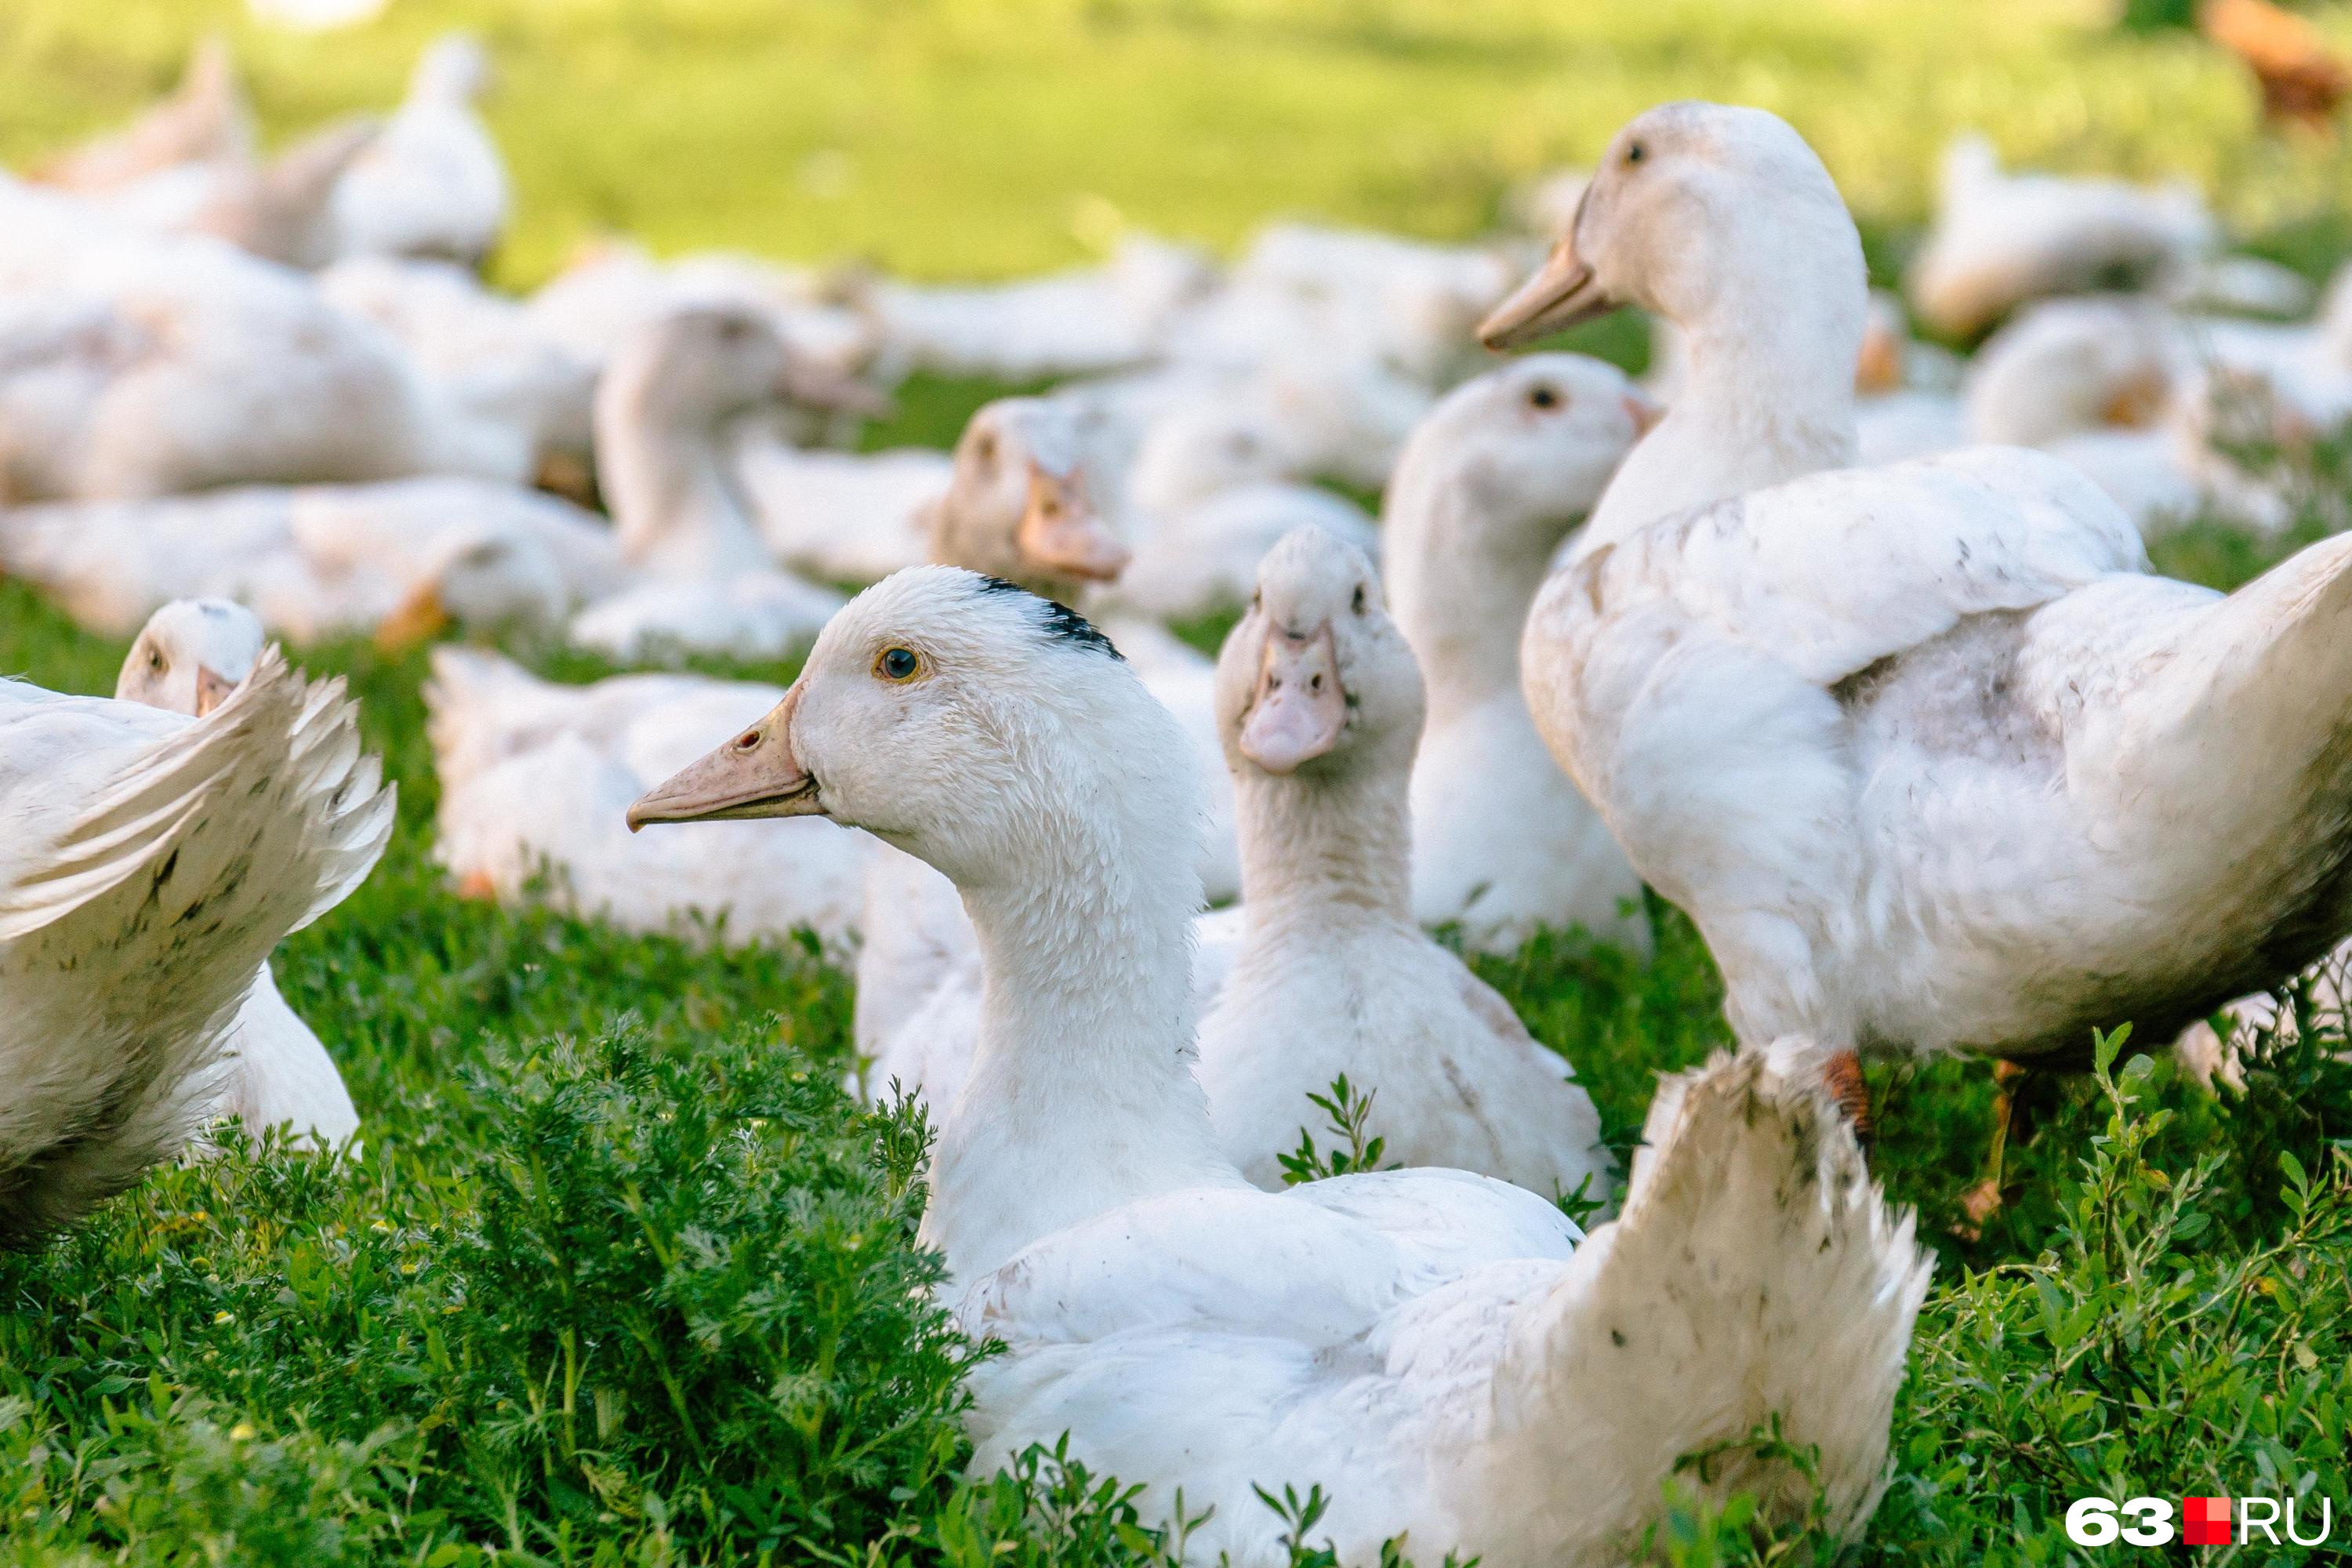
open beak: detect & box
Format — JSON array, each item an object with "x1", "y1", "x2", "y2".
[
  {"x1": 1238, "y1": 622, "x2": 1346, "y2": 773},
  {"x1": 1018, "y1": 463, "x2": 1131, "y2": 583},
  {"x1": 376, "y1": 582, "x2": 451, "y2": 655},
  {"x1": 1479, "y1": 217, "x2": 1614, "y2": 350},
  {"x1": 777, "y1": 356, "x2": 895, "y2": 419},
  {"x1": 626, "y1": 688, "x2": 822, "y2": 830},
  {"x1": 192, "y1": 665, "x2": 237, "y2": 719}
]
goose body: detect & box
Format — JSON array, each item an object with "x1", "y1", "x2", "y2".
[
  {"x1": 115, "y1": 601, "x2": 363, "y2": 1146},
  {"x1": 331, "y1": 36, "x2": 508, "y2": 267},
  {"x1": 35, "y1": 38, "x2": 253, "y2": 194},
  {"x1": 627, "y1": 567, "x2": 1928, "y2": 1567},
  {"x1": 1487, "y1": 102, "x2": 2352, "y2": 1067},
  {"x1": 426, "y1": 648, "x2": 866, "y2": 946},
  {"x1": 0, "y1": 640, "x2": 390, "y2": 1241},
  {"x1": 1382, "y1": 355, "x2": 1651, "y2": 956}
]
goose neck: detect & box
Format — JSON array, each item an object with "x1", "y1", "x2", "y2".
[
  {"x1": 1233, "y1": 750, "x2": 1414, "y2": 935},
  {"x1": 599, "y1": 394, "x2": 770, "y2": 579},
  {"x1": 1384, "y1": 463, "x2": 1561, "y2": 713},
  {"x1": 924, "y1": 798, "x2": 1240, "y2": 1283}
]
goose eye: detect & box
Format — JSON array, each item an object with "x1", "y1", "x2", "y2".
[
  {"x1": 973, "y1": 434, "x2": 997, "y2": 466},
  {"x1": 877, "y1": 646, "x2": 922, "y2": 682},
  {"x1": 1352, "y1": 584, "x2": 1367, "y2": 615},
  {"x1": 1527, "y1": 385, "x2": 1561, "y2": 411},
  {"x1": 147, "y1": 647, "x2": 165, "y2": 673},
  {"x1": 1625, "y1": 141, "x2": 1646, "y2": 165}
]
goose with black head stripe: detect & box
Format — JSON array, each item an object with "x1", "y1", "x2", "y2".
[
  {"x1": 627, "y1": 567, "x2": 1928, "y2": 1566},
  {"x1": 1481, "y1": 102, "x2": 2352, "y2": 1170}
]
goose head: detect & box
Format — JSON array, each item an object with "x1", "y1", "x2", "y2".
[
  {"x1": 1126, "y1": 397, "x2": 1301, "y2": 516},
  {"x1": 412, "y1": 34, "x2": 494, "y2": 105},
  {"x1": 630, "y1": 566, "x2": 1197, "y2": 892},
  {"x1": 376, "y1": 528, "x2": 572, "y2": 653},
  {"x1": 927, "y1": 397, "x2": 1132, "y2": 594},
  {"x1": 1396, "y1": 354, "x2": 1653, "y2": 543},
  {"x1": 1218, "y1": 525, "x2": 1422, "y2": 779},
  {"x1": 1479, "y1": 102, "x2": 1864, "y2": 358},
  {"x1": 117, "y1": 597, "x2": 263, "y2": 716}
]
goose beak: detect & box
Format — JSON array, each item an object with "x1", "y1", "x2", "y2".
[
  {"x1": 1479, "y1": 234, "x2": 1614, "y2": 350},
  {"x1": 1854, "y1": 320, "x2": 1905, "y2": 396},
  {"x1": 1624, "y1": 389, "x2": 1664, "y2": 437},
  {"x1": 1239, "y1": 622, "x2": 1345, "y2": 773},
  {"x1": 192, "y1": 665, "x2": 237, "y2": 719},
  {"x1": 1018, "y1": 463, "x2": 1131, "y2": 583},
  {"x1": 777, "y1": 357, "x2": 895, "y2": 419},
  {"x1": 626, "y1": 687, "x2": 822, "y2": 830},
  {"x1": 376, "y1": 582, "x2": 450, "y2": 654}
]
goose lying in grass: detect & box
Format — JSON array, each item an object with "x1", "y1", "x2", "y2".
[
  {"x1": 628, "y1": 567, "x2": 1929, "y2": 1566},
  {"x1": 566, "y1": 306, "x2": 880, "y2": 662},
  {"x1": 1196, "y1": 527, "x2": 1614, "y2": 1197},
  {"x1": 0, "y1": 475, "x2": 621, "y2": 646},
  {"x1": 331, "y1": 34, "x2": 508, "y2": 267},
  {"x1": 1483, "y1": 101, "x2": 2352, "y2": 1156},
  {"x1": 424, "y1": 651, "x2": 868, "y2": 947},
  {"x1": 115, "y1": 601, "x2": 363, "y2": 1145},
  {"x1": 1905, "y1": 132, "x2": 2214, "y2": 340},
  {"x1": 0, "y1": 207, "x2": 519, "y2": 497},
  {"x1": 102, "y1": 118, "x2": 378, "y2": 270},
  {"x1": 1384, "y1": 354, "x2": 1652, "y2": 956},
  {"x1": 0, "y1": 629, "x2": 390, "y2": 1243}
]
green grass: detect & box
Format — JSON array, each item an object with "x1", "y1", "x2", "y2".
[
  {"x1": 7, "y1": 0, "x2": 2352, "y2": 289},
  {"x1": 5, "y1": 1, "x2": 2352, "y2": 1559}
]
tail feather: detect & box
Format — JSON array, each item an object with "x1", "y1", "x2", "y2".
[
  {"x1": 1473, "y1": 1048, "x2": 1929, "y2": 1560},
  {"x1": 0, "y1": 649, "x2": 392, "y2": 1243}
]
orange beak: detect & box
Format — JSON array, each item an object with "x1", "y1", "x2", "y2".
[
  {"x1": 1238, "y1": 622, "x2": 1346, "y2": 773},
  {"x1": 192, "y1": 665, "x2": 237, "y2": 719},
  {"x1": 626, "y1": 687, "x2": 821, "y2": 829},
  {"x1": 1017, "y1": 463, "x2": 1131, "y2": 583},
  {"x1": 376, "y1": 582, "x2": 451, "y2": 655}
]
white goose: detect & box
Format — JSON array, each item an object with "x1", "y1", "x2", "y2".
[
  {"x1": 1480, "y1": 103, "x2": 2352, "y2": 1116},
  {"x1": 34, "y1": 37, "x2": 253, "y2": 194},
  {"x1": 114, "y1": 601, "x2": 364, "y2": 1146},
  {"x1": 626, "y1": 567, "x2": 1929, "y2": 1567},
  {"x1": 0, "y1": 633, "x2": 390, "y2": 1241},
  {"x1": 330, "y1": 34, "x2": 509, "y2": 267},
  {"x1": 0, "y1": 476, "x2": 621, "y2": 648},
  {"x1": 1383, "y1": 355, "x2": 1653, "y2": 956},
  {"x1": 565, "y1": 307, "x2": 877, "y2": 663},
  {"x1": 423, "y1": 649, "x2": 869, "y2": 947},
  {"x1": 1196, "y1": 527, "x2": 1614, "y2": 1197},
  {"x1": 1905, "y1": 132, "x2": 2215, "y2": 340}
]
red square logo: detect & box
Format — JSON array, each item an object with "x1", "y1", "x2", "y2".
[{"x1": 2183, "y1": 1496, "x2": 2232, "y2": 1546}]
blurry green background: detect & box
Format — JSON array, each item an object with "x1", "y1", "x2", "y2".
[{"x1": 5, "y1": 0, "x2": 2349, "y2": 288}]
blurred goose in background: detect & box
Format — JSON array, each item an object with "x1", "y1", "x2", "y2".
[
  {"x1": 423, "y1": 649, "x2": 869, "y2": 946},
  {"x1": 0, "y1": 202, "x2": 529, "y2": 499},
  {"x1": 0, "y1": 476, "x2": 622, "y2": 647},
  {"x1": 331, "y1": 34, "x2": 509, "y2": 267},
  {"x1": 103, "y1": 118, "x2": 379, "y2": 270},
  {"x1": 626, "y1": 567, "x2": 1929, "y2": 1568},
  {"x1": 564, "y1": 306, "x2": 881, "y2": 663},
  {"x1": 320, "y1": 254, "x2": 599, "y2": 488},
  {"x1": 1906, "y1": 132, "x2": 2216, "y2": 340},
  {"x1": 114, "y1": 601, "x2": 363, "y2": 1147},
  {"x1": 34, "y1": 37, "x2": 253, "y2": 194},
  {"x1": 0, "y1": 638, "x2": 390, "y2": 1243},
  {"x1": 1196, "y1": 526, "x2": 1616, "y2": 1199},
  {"x1": 1484, "y1": 103, "x2": 2352, "y2": 1192},
  {"x1": 1383, "y1": 355, "x2": 1652, "y2": 956}
]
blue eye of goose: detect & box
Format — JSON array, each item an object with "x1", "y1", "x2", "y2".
[{"x1": 881, "y1": 647, "x2": 919, "y2": 680}]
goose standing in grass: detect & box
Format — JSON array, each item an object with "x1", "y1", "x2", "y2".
[
  {"x1": 565, "y1": 306, "x2": 880, "y2": 663},
  {"x1": 1383, "y1": 355, "x2": 1653, "y2": 956},
  {"x1": 0, "y1": 633, "x2": 390, "y2": 1243},
  {"x1": 1196, "y1": 527, "x2": 1614, "y2": 1198},
  {"x1": 627, "y1": 568, "x2": 1929, "y2": 1566},
  {"x1": 114, "y1": 601, "x2": 363, "y2": 1146},
  {"x1": 1481, "y1": 101, "x2": 2352, "y2": 1180},
  {"x1": 331, "y1": 34, "x2": 509, "y2": 267}
]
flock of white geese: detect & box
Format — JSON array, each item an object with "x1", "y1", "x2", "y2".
[{"x1": 7, "y1": 41, "x2": 2352, "y2": 1565}]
